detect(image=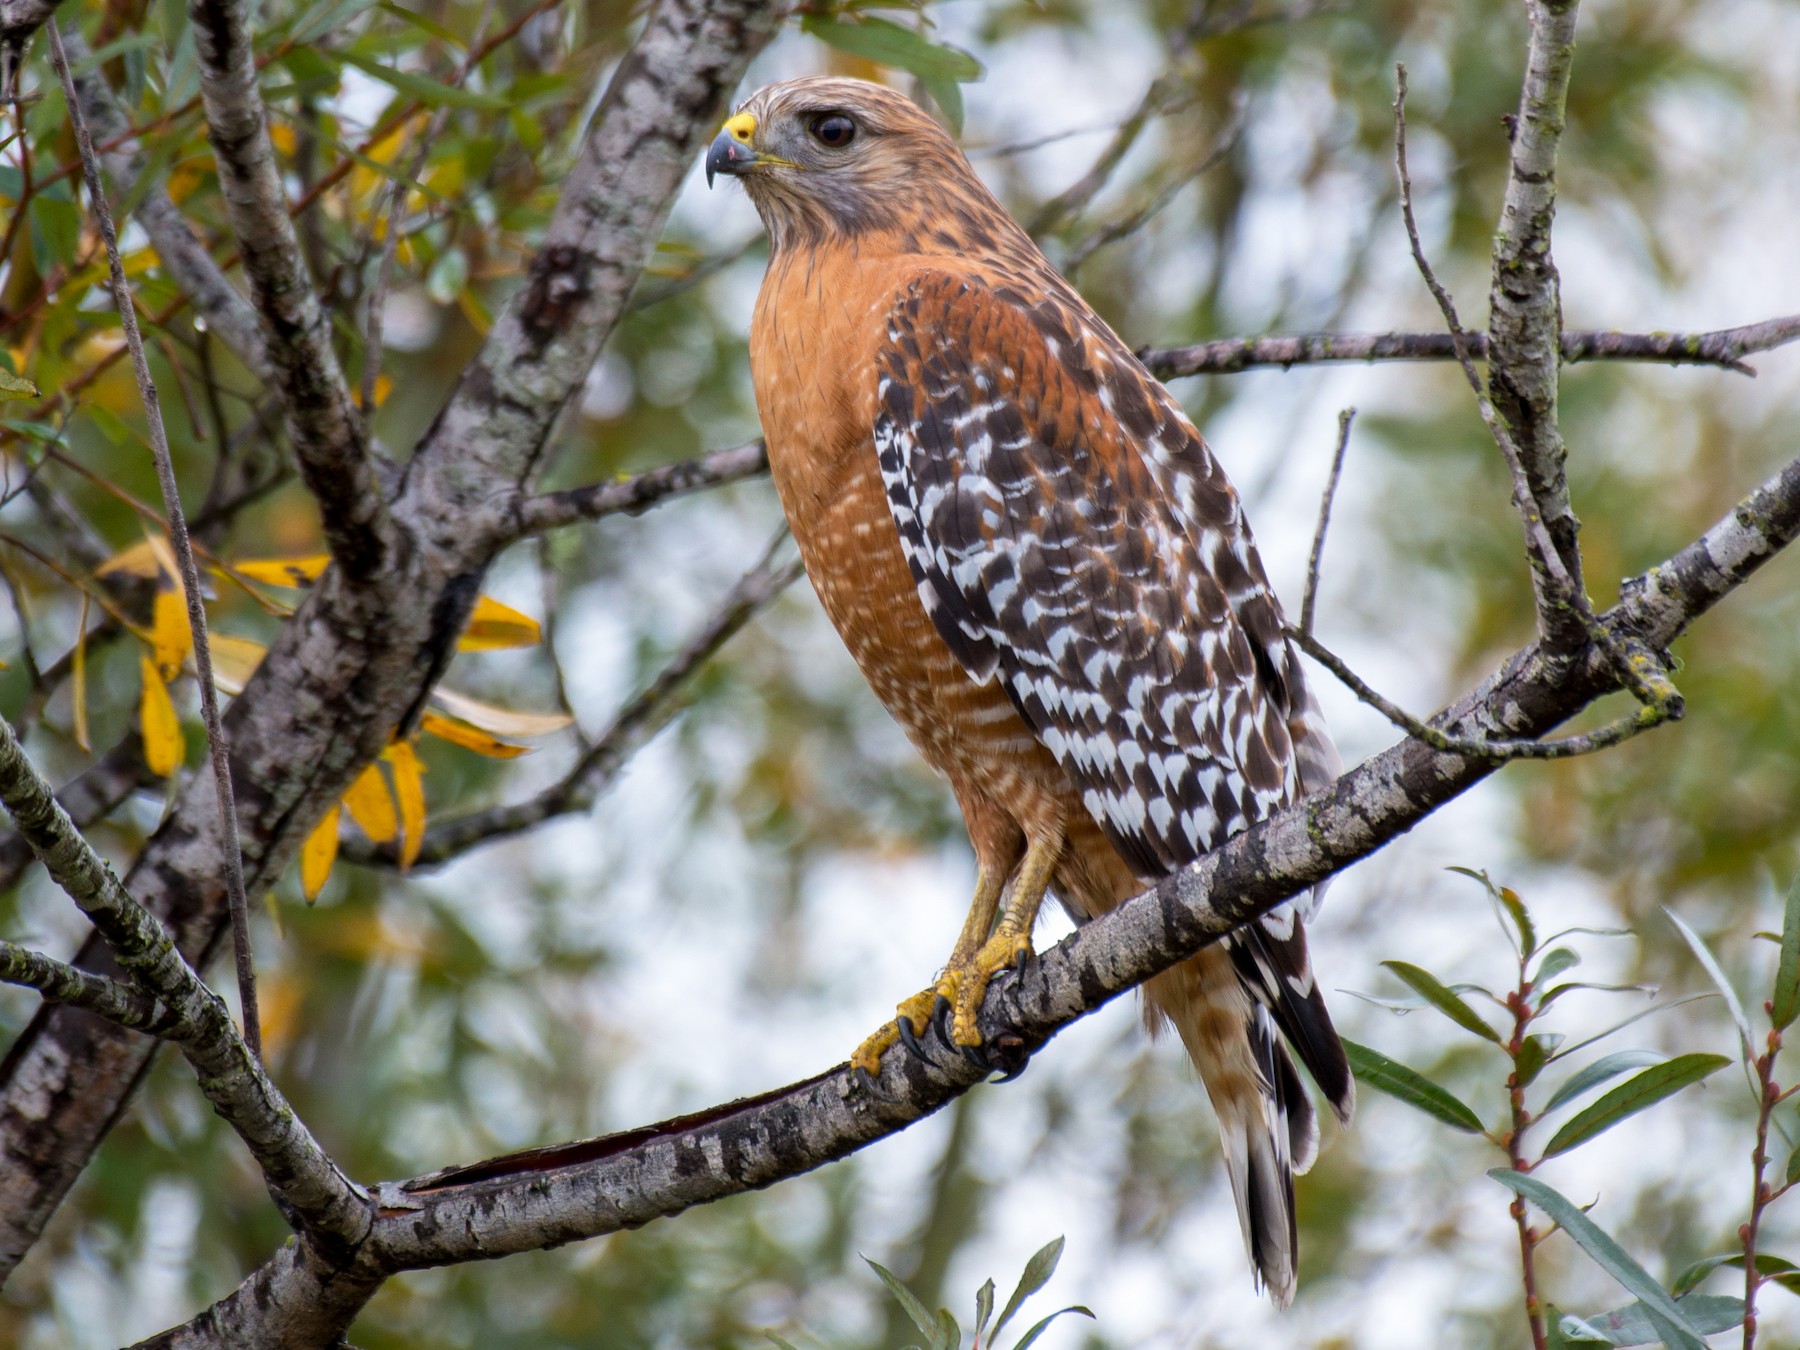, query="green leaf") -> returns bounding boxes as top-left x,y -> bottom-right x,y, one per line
1382,960 -> 1502,1044
1549,993 -> 1712,1060
991,1237 -> 1064,1342
287,0 -> 381,46
1665,908 -> 1754,1061
1343,1038 -> 1485,1133
1559,1293 -> 1745,1345
1672,1251 -> 1800,1298
1548,1305 -> 1614,1347
28,193 -> 81,274
335,49 -> 508,110
1774,869 -> 1800,1030
378,0 -> 467,47
0,367 -> 37,402
866,1257 -> 936,1337
1010,1306 -> 1095,1350
1538,982 -> 1657,1013
931,1306 -> 960,1350
974,1278 -> 994,1337
1541,1054 -> 1730,1158
1516,1033 -> 1558,1087
765,1336 -> 801,1350
1497,885 -> 1538,957
1536,947 -> 1582,984
799,15 -> 982,132
1543,1051 -> 1668,1114
1488,1170 -> 1711,1350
